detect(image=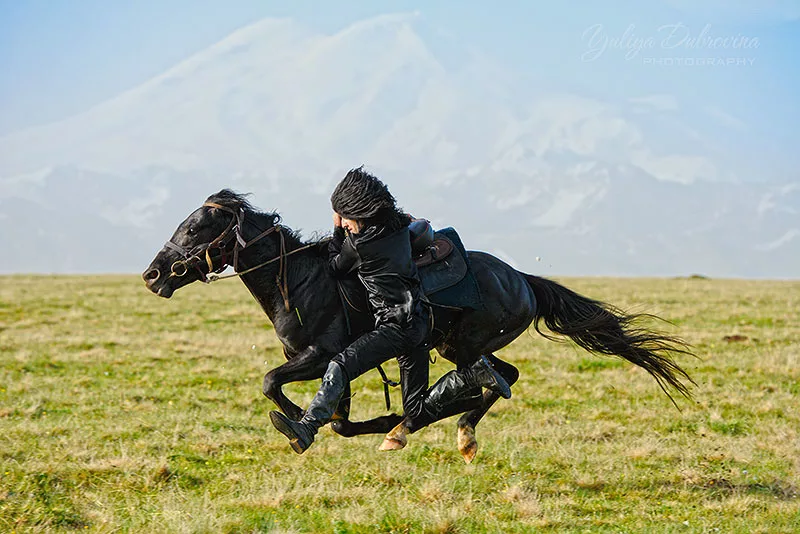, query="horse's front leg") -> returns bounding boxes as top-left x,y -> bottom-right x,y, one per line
262,346 -> 330,421
330,414 -> 404,437
327,369 -> 402,437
